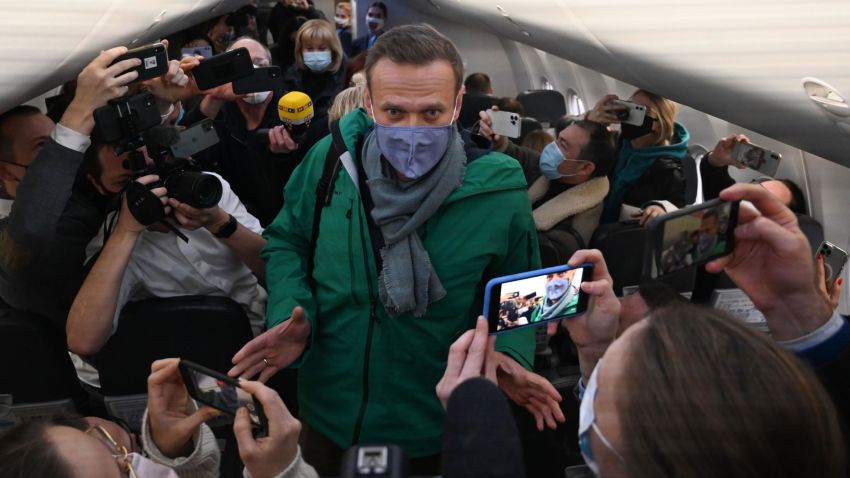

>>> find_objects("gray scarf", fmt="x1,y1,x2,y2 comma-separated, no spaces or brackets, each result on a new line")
362,126,467,317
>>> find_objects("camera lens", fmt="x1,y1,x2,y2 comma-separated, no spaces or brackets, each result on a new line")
165,171,223,209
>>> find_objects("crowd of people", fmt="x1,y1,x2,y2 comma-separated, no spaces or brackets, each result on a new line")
0,2,847,477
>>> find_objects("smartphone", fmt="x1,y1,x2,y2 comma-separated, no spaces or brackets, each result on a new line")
232,66,283,94
178,360,267,433
817,241,849,284
483,263,593,334
732,141,782,177
643,199,740,279
110,43,169,83
192,47,254,91
181,45,213,59
171,119,220,158
610,99,647,126
486,110,521,139
92,92,161,144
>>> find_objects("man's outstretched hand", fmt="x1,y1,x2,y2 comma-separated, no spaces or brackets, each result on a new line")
229,306,311,382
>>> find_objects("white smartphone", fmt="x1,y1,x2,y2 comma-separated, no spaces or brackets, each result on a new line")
818,241,849,284
610,99,647,126
731,141,781,177
486,110,521,139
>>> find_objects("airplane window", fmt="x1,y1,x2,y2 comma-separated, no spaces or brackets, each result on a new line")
566,88,586,115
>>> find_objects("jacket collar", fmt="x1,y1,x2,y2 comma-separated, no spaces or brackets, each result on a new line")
530,176,609,231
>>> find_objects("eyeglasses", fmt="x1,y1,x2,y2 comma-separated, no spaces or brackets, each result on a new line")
86,425,137,478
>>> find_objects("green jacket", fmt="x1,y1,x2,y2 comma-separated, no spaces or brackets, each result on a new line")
261,109,540,457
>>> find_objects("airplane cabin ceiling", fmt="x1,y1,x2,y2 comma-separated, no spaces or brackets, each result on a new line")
411,0,850,167
0,0,246,114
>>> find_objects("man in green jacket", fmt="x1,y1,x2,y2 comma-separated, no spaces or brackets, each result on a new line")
230,24,561,474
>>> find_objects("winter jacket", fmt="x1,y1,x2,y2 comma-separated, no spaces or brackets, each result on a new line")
261,108,538,457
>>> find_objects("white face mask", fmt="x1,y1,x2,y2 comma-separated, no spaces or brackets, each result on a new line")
334,15,350,27
242,90,271,105
366,15,385,31
129,452,180,478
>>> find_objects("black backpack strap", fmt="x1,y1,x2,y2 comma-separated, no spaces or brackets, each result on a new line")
353,142,385,275
307,121,345,288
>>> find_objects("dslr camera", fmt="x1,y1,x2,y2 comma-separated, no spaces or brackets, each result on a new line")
93,91,222,210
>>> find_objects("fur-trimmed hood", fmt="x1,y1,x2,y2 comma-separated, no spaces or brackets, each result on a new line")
529,176,610,231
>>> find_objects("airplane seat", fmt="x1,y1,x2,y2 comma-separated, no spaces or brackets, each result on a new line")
459,94,499,130
684,144,709,204
92,295,254,396
0,305,88,409
517,116,544,145
589,221,696,295
516,90,567,125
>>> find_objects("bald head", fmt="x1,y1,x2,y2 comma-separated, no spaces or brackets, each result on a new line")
228,36,270,65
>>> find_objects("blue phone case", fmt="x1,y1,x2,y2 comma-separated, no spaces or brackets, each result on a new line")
482,263,592,321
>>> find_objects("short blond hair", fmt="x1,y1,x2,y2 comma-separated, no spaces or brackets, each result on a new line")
632,89,678,145
328,85,366,122
336,2,351,16
350,71,366,87
294,19,344,73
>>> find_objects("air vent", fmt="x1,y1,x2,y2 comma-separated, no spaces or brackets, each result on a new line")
803,77,850,118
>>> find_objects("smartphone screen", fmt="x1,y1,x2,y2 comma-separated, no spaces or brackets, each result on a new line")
181,46,213,59
485,264,592,333
648,199,738,278
181,362,261,427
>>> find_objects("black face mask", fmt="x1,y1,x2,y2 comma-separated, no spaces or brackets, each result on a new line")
620,115,655,140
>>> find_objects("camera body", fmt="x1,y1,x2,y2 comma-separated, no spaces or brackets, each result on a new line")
93,93,222,210
340,445,407,478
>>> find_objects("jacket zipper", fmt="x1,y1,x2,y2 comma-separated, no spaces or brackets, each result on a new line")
346,203,360,305
352,208,379,444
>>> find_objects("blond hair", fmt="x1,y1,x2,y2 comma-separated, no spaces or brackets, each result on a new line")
336,2,351,16
295,19,344,73
350,71,366,87
632,89,678,145
329,85,366,122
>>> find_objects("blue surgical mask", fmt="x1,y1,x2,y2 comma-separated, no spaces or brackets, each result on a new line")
545,278,569,301
369,98,458,180
303,51,332,72
579,360,625,477
539,142,588,179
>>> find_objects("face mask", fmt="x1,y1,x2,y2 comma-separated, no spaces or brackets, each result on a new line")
620,114,655,140
539,142,588,179
578,361,625,477
545,278,569,301
129,452,180,478
242,90,271,105
335,15,350,27
366,15,385,31
303,51,333,72
369,98,458,180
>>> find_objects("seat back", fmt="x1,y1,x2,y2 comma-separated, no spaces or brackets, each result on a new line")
516,117,544,146
93,296,254,395
590,221,696,295
459,94,499,130
0,307,87,406
0,394,76,432
516,90,566,125
798,214,825,254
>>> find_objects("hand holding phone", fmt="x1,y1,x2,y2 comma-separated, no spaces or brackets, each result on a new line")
817,241,848,284
485,110,522,139
233,380,301,478
179,360,267,435
731,141,781,177
644,198,740,279
147,358,222,458
484,263,593,333
110,43,169,84
193,47,254,91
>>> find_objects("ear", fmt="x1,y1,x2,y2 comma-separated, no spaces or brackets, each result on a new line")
364,87,375,119
580,160,596,177
453,87,465,123
86,173,107,196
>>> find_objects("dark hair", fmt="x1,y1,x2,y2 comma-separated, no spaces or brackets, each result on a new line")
520,129,553,154
619,305,846,478
569,119,617,178
555,114,581,137
463,72,492,96
368,1,388,18
82,139,107,183
495,97,525,116
780,179,807,215
0,106,42,160
0,414,89,478
635,281,687,310
365,24,463,93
